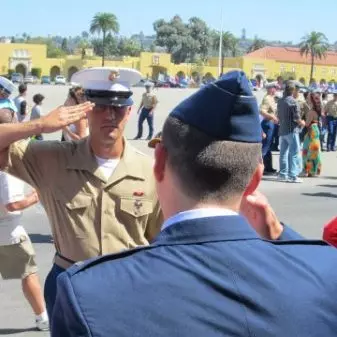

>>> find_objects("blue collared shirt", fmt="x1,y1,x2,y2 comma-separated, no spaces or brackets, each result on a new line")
162,208,238,231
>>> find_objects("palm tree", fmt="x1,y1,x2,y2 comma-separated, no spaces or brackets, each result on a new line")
247,37,266,53
229,37,240,57
90,12,119,66
300,31,329,82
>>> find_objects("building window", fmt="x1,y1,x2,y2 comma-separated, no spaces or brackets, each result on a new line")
280,64,286,73
322,68,327,75
291,66,296,72
152,55,160,65
331,69,336,75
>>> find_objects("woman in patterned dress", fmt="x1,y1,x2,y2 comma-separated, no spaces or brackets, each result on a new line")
302,92,322,177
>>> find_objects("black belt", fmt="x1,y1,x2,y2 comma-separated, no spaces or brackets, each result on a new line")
55,252,76,265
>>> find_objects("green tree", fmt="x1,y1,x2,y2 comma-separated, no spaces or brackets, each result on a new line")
229,37,240,57
300,31,329,82
154,15,212,64
31,68,42,78
90,12,120,66
61,38,68,53
213,31,235,74
247,36,266,53
117,37,141,57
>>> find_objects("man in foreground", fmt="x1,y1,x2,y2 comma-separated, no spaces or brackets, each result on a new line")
53,71,337,337
0,68,162,318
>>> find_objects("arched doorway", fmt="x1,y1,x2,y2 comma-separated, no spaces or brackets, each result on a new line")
15,64,27,76
50,66,61,80
68,66,79,81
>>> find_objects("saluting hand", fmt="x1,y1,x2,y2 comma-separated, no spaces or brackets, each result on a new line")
240,191,283,240
40,102,94,134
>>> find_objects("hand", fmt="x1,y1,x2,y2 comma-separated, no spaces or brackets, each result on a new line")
240,191,283,240
27,190,39,205
40,102,94,134
272,116,279,124
148,111,153,117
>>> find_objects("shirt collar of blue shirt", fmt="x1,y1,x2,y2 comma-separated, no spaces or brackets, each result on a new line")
161,208,238,231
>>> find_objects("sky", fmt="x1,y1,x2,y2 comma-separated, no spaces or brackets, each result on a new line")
3,0,337,43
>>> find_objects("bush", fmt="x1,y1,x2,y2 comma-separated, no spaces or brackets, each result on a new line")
31,68,42,78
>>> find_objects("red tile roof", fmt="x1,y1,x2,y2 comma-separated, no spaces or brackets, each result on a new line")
246,46,337,66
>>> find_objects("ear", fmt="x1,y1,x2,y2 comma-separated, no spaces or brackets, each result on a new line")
154,143,167,182
243,162,263,197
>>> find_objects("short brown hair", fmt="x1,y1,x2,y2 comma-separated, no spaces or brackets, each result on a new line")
162,116,261,202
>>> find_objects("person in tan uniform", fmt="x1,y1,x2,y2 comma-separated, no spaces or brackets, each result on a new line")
0,68,162,319
260,83,278,175
134,82,158,140
325,92,337,151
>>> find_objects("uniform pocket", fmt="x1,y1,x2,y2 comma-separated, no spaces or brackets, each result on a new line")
65,193,93,210
120,198,153,218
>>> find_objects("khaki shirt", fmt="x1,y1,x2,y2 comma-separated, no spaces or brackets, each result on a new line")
260,94,277,116
142,93,158,109
325,100,337,118
6,139,162,268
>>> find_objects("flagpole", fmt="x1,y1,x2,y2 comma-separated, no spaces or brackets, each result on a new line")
218,8,224,77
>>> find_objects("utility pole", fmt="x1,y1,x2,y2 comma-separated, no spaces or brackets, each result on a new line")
218,8,224,77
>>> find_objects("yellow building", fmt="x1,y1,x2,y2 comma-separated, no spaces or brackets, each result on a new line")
0,42,235,81
1,43,336,85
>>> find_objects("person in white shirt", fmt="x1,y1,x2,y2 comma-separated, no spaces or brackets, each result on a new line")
31,94,44,140
14,84,28,122
0,113,49,331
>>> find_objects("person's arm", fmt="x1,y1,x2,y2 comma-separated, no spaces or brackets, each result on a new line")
6,190,39,212
260,98,277,122
294,101,305,127
305,110,314,128
74,119,88,139
137,95,145,114
20,101,27,116
62,126,81,141
52,272,91,337
0,102,93,167
149,96,158,116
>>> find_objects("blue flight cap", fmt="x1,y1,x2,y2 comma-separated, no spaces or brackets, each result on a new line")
170,71,262,143
71,67,142,107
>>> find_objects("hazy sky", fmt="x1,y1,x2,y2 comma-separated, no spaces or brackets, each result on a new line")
3,0,337,43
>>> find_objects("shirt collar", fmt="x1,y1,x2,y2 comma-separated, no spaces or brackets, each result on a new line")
162,208,238,231
66,138,145,183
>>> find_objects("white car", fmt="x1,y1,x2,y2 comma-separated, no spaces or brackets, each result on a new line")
55,75,66,85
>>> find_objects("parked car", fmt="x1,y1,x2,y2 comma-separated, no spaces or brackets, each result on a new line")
24,75,35,84
55,75,66,85
41,75,51,84
11,73,23,83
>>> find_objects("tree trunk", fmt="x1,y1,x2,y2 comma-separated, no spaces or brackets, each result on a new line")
102,31,106,67
310,53,314,82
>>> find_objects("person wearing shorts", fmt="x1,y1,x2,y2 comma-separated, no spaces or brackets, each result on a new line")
0,171,49,331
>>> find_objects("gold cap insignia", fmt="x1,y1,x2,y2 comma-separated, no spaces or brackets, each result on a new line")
108,70,120,82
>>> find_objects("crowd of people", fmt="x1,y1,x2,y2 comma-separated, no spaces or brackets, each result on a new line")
0,69,337,336
261,79,337,182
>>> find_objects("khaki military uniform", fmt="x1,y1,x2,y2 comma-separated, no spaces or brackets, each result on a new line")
260,94,277,117
325,100,337,118
5,139,162,268
142,92,158,109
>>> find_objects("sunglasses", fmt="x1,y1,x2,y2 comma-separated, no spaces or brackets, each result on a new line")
94,105,128,114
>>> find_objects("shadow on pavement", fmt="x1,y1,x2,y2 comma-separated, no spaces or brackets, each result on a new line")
318,184,337,188
0,328,37,334
29,233,53,244
302,192,337,198
321,176,337,180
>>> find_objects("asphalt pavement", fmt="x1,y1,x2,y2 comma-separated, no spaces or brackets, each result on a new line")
1,85,337,336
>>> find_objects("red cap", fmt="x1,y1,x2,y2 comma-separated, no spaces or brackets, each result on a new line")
323,217,337,248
